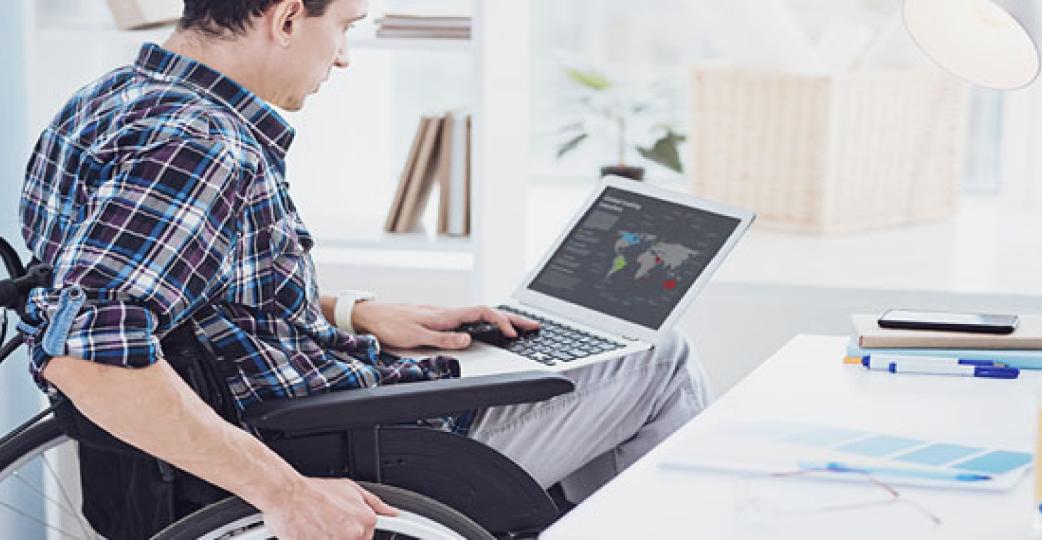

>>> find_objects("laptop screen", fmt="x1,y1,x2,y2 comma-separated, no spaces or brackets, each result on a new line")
526,186,742,329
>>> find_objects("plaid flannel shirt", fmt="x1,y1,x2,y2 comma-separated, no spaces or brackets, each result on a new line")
19,43,465,427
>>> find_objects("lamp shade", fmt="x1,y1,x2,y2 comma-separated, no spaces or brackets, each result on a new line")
904,0,1041,89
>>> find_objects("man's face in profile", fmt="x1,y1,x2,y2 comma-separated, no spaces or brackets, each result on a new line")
273,0,367,111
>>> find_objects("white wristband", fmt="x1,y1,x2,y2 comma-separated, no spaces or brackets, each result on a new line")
334,290,376,334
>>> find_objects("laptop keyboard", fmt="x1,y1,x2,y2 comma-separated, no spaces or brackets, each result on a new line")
495,305,626,366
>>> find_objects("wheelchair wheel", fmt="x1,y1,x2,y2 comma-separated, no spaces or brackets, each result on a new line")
153,481,495,540
0,418,101,538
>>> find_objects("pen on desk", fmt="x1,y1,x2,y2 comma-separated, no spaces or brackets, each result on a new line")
888,362,1019,379
857,355,1018,378
799,460,992,482
860,354,1002,370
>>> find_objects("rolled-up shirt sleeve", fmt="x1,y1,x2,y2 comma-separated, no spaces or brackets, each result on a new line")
20,136,248,389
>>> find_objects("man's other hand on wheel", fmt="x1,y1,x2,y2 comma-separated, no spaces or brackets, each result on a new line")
262,476,398,540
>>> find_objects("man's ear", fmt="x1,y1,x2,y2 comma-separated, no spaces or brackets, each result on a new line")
269,0,305,47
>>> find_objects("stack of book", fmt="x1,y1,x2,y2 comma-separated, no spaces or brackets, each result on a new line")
374,13,472,40
846,313,1042,369
384,111,471,236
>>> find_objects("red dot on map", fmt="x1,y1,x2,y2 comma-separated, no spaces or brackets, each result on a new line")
663,279,677,290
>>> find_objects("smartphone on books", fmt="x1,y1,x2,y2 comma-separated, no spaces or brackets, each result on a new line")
878,309,1020,334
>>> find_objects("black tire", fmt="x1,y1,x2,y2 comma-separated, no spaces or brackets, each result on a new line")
0,418,65,473
152,480,495,540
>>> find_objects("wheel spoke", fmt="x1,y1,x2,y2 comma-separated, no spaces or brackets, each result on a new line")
0,422,99,539
0,499,85,539
41,451,96,539
2,440,97,539
10,470,84,529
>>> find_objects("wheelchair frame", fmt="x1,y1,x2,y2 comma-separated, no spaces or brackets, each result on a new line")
0,235,577,538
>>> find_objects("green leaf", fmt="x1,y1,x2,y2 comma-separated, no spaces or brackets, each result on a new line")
557,133,589,159
636,131,685,174
566,68,612,91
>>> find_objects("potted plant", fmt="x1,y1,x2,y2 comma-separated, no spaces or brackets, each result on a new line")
555,68,685,181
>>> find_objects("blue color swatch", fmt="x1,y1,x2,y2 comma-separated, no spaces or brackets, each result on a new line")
953,451,1033,474
783,428,867,447
767,423,1033,480
838,435,923,457
893,444,982,466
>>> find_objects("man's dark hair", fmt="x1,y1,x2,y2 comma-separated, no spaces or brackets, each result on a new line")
179,0,334,36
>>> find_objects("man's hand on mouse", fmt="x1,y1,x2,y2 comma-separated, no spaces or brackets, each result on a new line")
350,302,540,349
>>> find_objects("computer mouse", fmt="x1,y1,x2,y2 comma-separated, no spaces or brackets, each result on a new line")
454,322,538,347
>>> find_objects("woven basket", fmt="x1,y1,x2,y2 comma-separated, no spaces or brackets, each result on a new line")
690,67,970,233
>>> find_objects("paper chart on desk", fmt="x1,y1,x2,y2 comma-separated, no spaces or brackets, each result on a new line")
660,420,1032,491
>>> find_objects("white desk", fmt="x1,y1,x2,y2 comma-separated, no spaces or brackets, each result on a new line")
540,335,1039,539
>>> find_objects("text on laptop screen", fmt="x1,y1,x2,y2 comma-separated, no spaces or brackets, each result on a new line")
527,187,742,329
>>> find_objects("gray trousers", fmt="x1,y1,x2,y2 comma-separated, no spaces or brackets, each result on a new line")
468,330,709,502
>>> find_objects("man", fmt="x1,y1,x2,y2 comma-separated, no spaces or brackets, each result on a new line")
18,0,708,538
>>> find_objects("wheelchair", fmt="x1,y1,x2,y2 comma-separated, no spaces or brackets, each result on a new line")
0,235,576,539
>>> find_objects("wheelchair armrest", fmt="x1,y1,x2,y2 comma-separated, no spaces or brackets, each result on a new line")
244,371,574,434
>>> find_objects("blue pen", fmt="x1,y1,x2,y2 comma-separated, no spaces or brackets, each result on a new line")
861,354,1001,370
887,362,1019,379
799,460,992,482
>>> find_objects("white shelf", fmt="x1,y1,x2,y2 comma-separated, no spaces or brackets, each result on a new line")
311,244,473,272
351,35,472,52
315,228,472,254
351,24,473,52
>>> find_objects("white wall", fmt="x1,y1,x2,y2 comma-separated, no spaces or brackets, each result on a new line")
682,282,1042,398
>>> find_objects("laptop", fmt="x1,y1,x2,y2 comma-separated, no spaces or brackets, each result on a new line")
393,175,755,377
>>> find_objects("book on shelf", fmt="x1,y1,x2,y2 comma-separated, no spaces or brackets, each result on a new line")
375,28,472,40
375,13,472,40
436,111,471,236
105,0,182,30
376,13,472,29
851,313,1042,349
384,115,433,233
384,111,471,236
390,114,445,233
